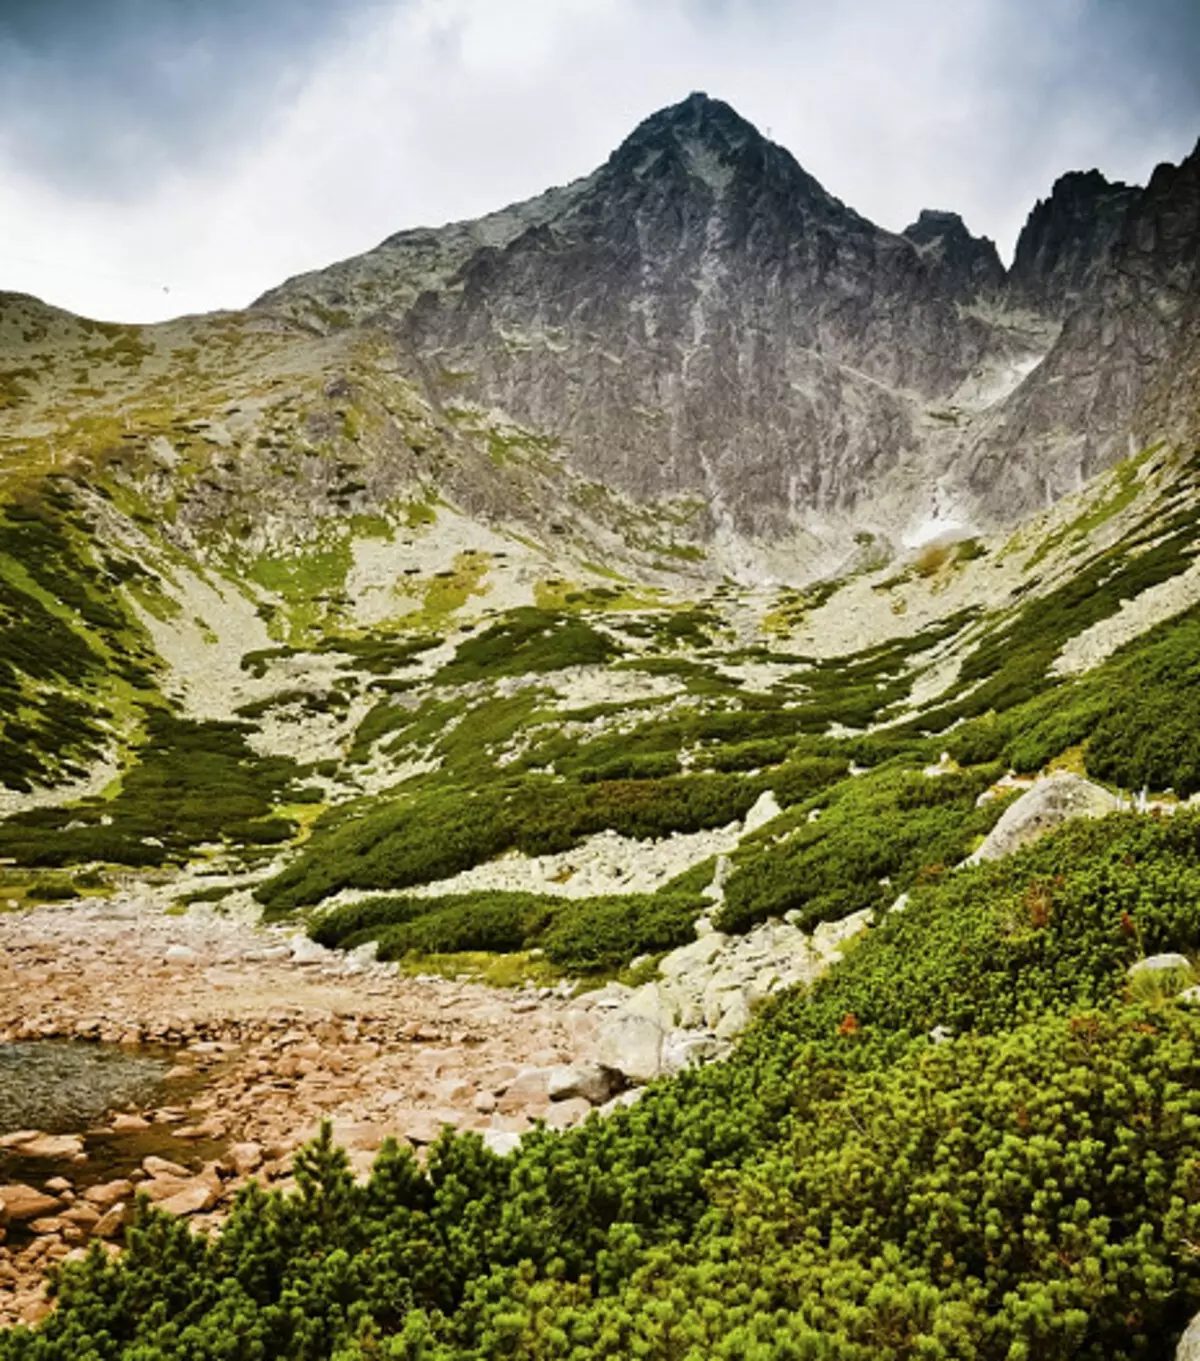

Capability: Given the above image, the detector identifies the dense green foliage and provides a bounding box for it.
[258,772,761,913]
[7,812,1200,1359]
[0,711,303,866]
[0,486,158,791]
[718,764,1007,932]
[310,875,711,973]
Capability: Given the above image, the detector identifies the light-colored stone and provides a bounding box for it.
[143,1155,191,1180]
[546,1063,623,1106]
[15,1134,84,1159]
[229,1142,264,1175]
[93,1202,131,1239]
[1177,1311,1200,1360]
[659,933,729,977]
[544,1097,592,1130]
[112,1113,151,1133]
[743,789,782,835]
[0,1185,61,1223]
[83,1179,133,1209]
[1128,953,1192,978]
[400,1109,458,1145]
[156,1181,217,1216]
[480,1130,522,1157]
[164,944,199,965]
[597,1012,664,1084]
[970,773,1118,863]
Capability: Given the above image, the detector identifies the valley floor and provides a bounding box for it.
[0,894,613,1327]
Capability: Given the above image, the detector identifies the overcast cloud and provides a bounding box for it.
[0,0,1197,322]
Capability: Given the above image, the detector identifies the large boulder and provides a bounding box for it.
[970,773,1117,863]
[597,1012,664,1084]
[1177,1312,1200,1360]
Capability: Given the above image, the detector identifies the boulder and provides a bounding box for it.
[228,1142,264,1176]
[660,1032,725,1075]
[546,1064,623,1106]
[1128,953,1192,977]
[480,1130,522,1157]
[743,789,782,835]
[156,1180,216,1216]
[970,773,1117,863]
[83,1179,133,1209]
[93,1202,131,1239]
[400,1109,458,1146]
[597,1012,664,1084]
[0,1185,61,1223]
[143,1155,190,1179]
[1178,1312,1200,1359]
[714,992,752,1041]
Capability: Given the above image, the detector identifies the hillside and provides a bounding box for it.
[1,93,1200,1358]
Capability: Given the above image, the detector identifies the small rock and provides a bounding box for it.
[17,1134,83,1160]
[228,1142,264,1176]
[480,1130,522,1157]
[83,1179,133,1209]
[472,1091,497,1115]
[143,1155,191,1179]
[544,1097,592,1130]
[112,1113,151,1133]
[93,1202,131,1239]
[157,1181,217,1216]
[164,945,199,965]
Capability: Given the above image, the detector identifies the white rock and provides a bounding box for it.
[714,993,752,1040]
[661,1032,725,1075]
[1177,1311,1200,1360]
[1128,953,1192,978]
[743,790,782,835]
[288,936,330,967]
[597,1013,664,1084]
[970,773,1117,863]
[546,1064,623,1106]
[660,933,729,977]
[164,945,198,965]
[480,1130,522,1157]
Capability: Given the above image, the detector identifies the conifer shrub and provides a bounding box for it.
[718,764,1006,933]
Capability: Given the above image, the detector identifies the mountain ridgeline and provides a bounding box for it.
[260,91,1200,560]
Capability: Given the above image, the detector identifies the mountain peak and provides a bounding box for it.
[608,92,770,182]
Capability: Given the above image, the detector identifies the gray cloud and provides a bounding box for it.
[0,0,364,193]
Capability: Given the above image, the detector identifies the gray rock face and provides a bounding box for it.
[1007,170,1141,317]
[258,96,1200,561]
[902,209,1006,300]
[970,773,1118,863]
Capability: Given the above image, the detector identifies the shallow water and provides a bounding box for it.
[0,1040,172,1135]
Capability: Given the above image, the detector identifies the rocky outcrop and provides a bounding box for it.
[1007,170,1140,316]
[902,210,1005,299]
[574,905,874,1085]
[1177,1312,1200,1360]
[970,773,1118,863]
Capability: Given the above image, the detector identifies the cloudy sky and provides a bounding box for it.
[1,0,1197,323]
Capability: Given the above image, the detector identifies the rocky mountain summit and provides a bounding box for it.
[259,93,1200,568]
